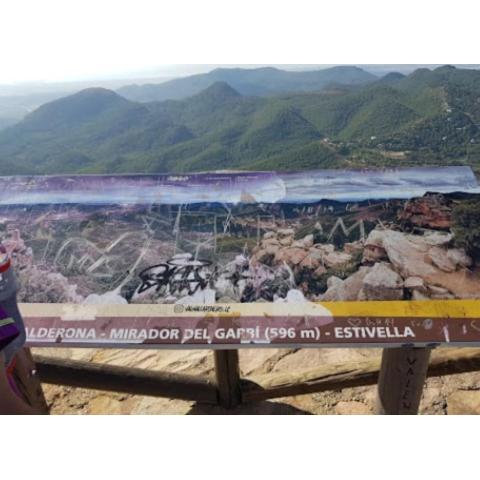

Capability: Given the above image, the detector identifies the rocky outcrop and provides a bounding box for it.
[216,256,295,303]
[399,195,452,229]
[18,267,84,303]
[252,225,480,302]
[252,231,356,294]
[365,229,437,278]
[362,228,478,299]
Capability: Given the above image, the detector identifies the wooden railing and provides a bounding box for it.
[17,346,480,414]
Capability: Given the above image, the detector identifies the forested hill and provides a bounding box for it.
[0,65,479,175]
[117,66,377,102]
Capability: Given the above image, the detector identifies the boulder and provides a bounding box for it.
[291,240,308,248]
[427,246,456,272]
[364,229,386,248]
[321,267,371,302]
[404,276,426,290]
[262,237,280,247]
[412,290,429,300]
[344,240,364,255]
[427,285,454,299]
[299,252,320,270]
[83,290,128,305]
[363,229,388,263]
[363,229,480,298]
[362,244,387,263]
[274,247,308,266]
[311,243,335,254]
[307,249,325,261]
[274,289,307,303]
[364,229,434,278]
[422,231,453,247]
[279,236,294,246]
[327,276,343,289]
[313,265,327,277]
[177,288,216,305]
[265,245,279,255]
[362,263,404,300]
[446,248,472,269]
[292,235,315,249]
[323,251,353,268]
[301,234,315,248]
[253,248,276,265]
[278,228,295,237]
[298,249,324,270]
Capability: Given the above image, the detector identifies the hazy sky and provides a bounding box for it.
[1,1,477,87]
[3,2,337,85]
[1,2,215,85]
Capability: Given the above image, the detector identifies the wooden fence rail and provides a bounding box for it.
[243,347,480,403]
[32,347,480,411]
[33,354,218,404]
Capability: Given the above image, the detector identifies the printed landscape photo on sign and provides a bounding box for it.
[1,166,480,348]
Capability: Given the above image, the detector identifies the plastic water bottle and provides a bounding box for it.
[0,244,26,365]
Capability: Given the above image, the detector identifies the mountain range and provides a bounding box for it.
[0,65,478,175]
[117,65,377,102]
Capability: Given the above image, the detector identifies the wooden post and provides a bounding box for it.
[214,350,241,409]
[13,348,49,414]
[375,346,431,415]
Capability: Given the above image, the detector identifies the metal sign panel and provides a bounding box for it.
[0,166,479,348]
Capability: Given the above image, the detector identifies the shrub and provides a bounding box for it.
[452,199,480,264]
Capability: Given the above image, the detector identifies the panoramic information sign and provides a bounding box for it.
[1,166,479,348]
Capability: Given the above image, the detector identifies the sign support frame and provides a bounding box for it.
[214,349,241,409]
[375,346,431,415]
[12,348,49,414]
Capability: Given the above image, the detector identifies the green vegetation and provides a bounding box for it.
[0,65,479,175]
[452,199,480,262]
